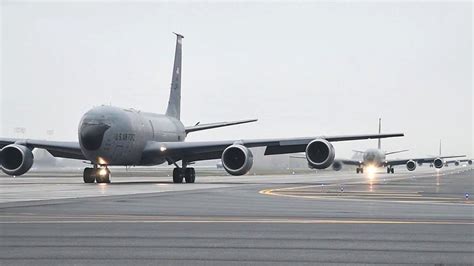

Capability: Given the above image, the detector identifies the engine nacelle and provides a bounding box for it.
[332,160,343,171]
[454,161,460,166]
[0,144,34,176]
[433,158,444,169]
[221,145,253,176]
[305,139,335,169]
[468,160,473,165]
[406,160,417,171]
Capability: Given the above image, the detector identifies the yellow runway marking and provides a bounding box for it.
[259,171,474,205]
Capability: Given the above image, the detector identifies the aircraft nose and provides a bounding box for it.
[80,122,110,151]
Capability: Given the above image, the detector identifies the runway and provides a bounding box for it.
[1,167,473,265]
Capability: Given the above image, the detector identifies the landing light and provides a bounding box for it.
[160,146,167,152]
[366,166,377,175]
[99,168,108,176]
[366,166,376,181]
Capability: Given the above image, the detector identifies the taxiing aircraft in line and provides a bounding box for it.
[291,119,468,173]
[430,140,472,168]
[0,33,404,184]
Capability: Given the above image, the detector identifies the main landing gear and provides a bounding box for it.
[386,167,394,174]
[356,167,364,174]
[172,161,196,183]
[83,166,111,183]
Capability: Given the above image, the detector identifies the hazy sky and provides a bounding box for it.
[1,1,472,158]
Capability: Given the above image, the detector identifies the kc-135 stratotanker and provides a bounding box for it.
[292,119,470,173]
[0,33,404,183]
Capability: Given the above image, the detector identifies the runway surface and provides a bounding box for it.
[1,167,473,265]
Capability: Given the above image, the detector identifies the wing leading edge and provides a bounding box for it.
[143,133,404,164]
[0,138,85,160]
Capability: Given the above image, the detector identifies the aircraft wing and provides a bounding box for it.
[0,138,85,160]
[443,158,472,164]
[386,155,466,166]
[142,133,404,163]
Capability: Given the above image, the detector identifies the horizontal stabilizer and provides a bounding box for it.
[185,119,257,134]
[385,149,409,155]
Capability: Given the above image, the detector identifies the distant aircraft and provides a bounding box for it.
[292,119,467,173]
[0,33,403,184]
[432,140,472,167]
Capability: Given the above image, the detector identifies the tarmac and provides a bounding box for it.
[1,166,473,265]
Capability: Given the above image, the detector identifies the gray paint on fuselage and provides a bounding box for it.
[78,105,186,166]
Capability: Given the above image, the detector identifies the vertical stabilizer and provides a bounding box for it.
[377,118,382,149]
[165,33,183,120]
[439,139,442,156]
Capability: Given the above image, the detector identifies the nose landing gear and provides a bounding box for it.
[386,167,394,174]
[83,166,111,183]
[356,167,364,174]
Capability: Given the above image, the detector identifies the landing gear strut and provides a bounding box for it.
[83,166,111,183]
[172,161,195,184]
[386,167,394,174]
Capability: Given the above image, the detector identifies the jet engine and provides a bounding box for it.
[468,160,473,165]
[406,160,416,171]
[332,160,343,171]
[305,139,335,169]
[433,158,444,169]
[454,161,460,166]
[0,144,34,176]
[221,144,253,176]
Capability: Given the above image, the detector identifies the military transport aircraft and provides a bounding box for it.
[293,119,467,174]
[431,140,472,168]
[0,33,404,184]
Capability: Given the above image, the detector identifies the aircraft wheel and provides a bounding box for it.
[173,168,183,183]
[360,168,364,174]
[387,167,390,174]
[390,167,394,174]
[83,168,95,183]
[356,168,360,174]
[185,168,196,183]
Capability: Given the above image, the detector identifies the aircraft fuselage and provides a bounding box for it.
[362,148,386,167]
[78,105,186,166]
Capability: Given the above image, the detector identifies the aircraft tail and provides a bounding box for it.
[165,33,183,120]
[377,118,382,149]
[439,139,442,156]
